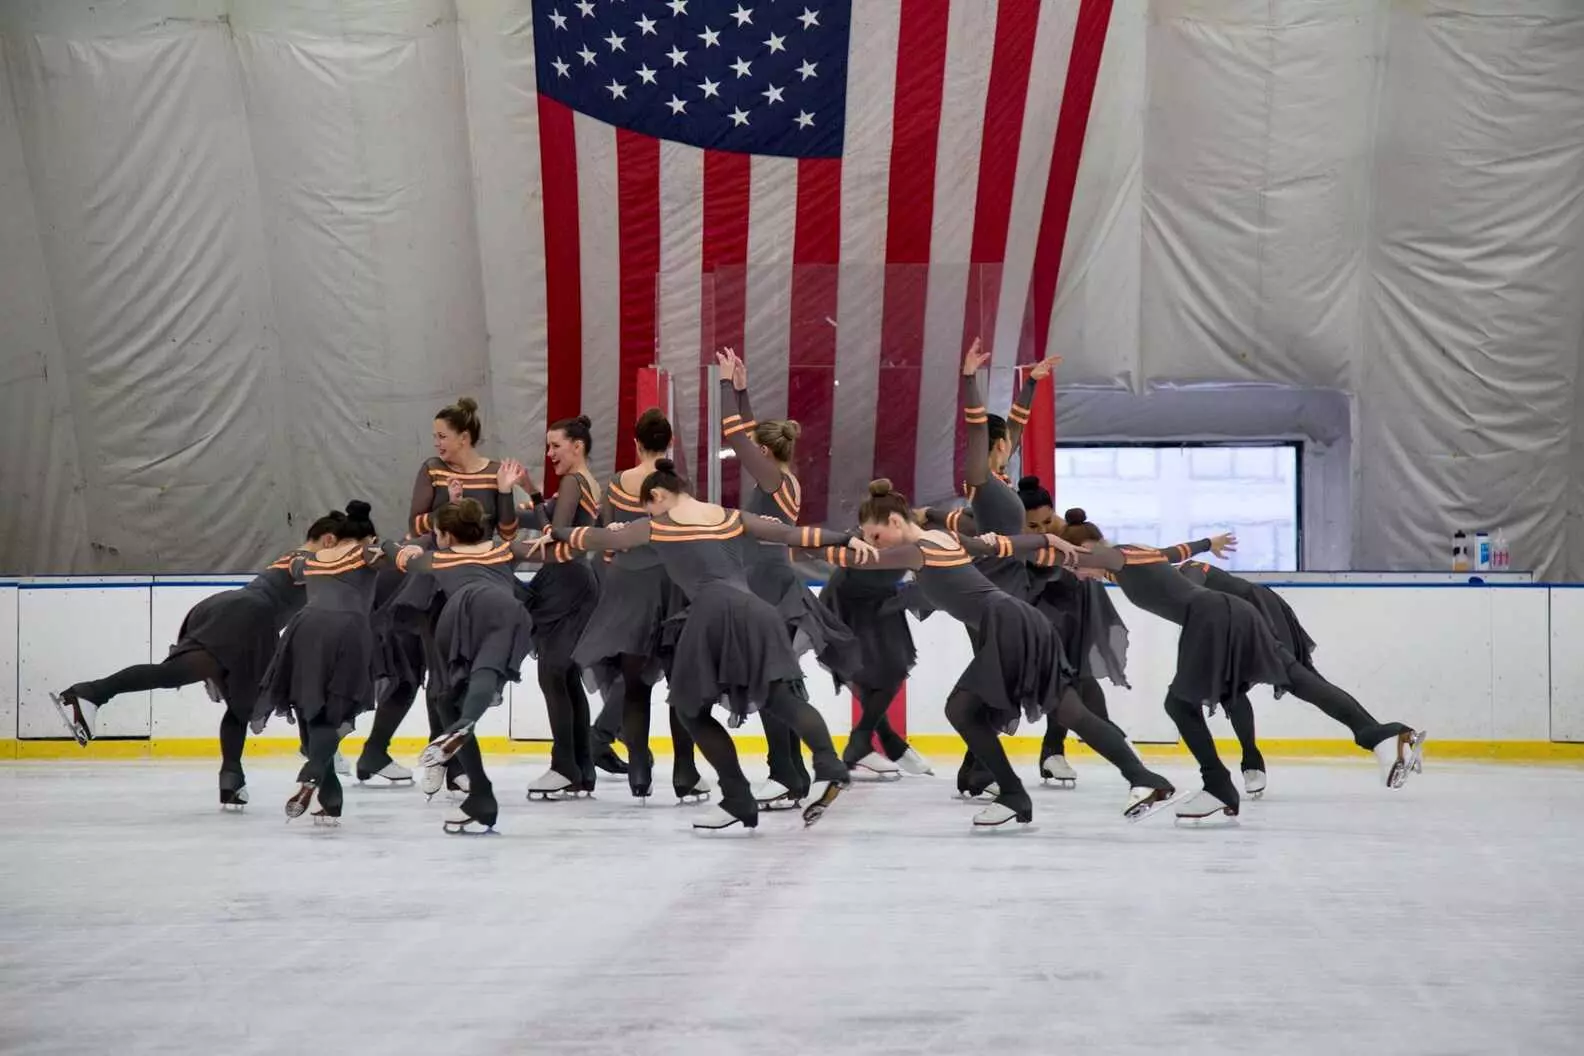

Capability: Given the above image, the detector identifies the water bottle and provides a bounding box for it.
[1474,531,1491,571]
[1452,530,1469,572]
[1492,528,1509,571]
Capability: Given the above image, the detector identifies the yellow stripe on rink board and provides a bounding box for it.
[4,736,1584,764]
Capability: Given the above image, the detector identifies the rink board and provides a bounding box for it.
[4,577,1584,758]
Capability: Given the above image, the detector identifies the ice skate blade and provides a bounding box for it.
[310,813,341,828]
[1174,810,1239,827]
[48,692,91,747]
[1124,788,1179,822]
[220,803,246,813]
[971,820,1038,834]
[757,796,804,811]
[1040,777,1076,789]
[443,819,497,835]
[675,790,712,805]
[357,775,415,787]
[849,769,904,783]
[692,821,756,837]
[1402,730,1428,785]
[801,783,846,827]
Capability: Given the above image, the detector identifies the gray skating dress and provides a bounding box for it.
[258,546,384,728]
[1179,560,1315,671]
[814,532,1075,733]
[167,549,310,721]
[394,542,535,690]
[522,472,601,662]
[817,568,922,693]
[960,372,1039,602]
[550,511,853,723]
[571,477,688,696]
[1078,542,1292,706]
[720,380,863,683]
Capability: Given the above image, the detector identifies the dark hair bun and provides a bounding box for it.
[346,500,372,520]
[456,396,479,414]
[574,414,592,429]
[1018,476,1042,492]
[1064,507,1087,526]
[654,458,677,475]
[868,478,894,498]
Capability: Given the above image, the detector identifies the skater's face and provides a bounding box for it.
[433,418,472,463]
[989,436,1011,471]
[1024,504,1063,535]
[860,512,908,549]
[434,529,456,550]
[643,487,680,516]
[310,533,338,551]
[545,428,586,475]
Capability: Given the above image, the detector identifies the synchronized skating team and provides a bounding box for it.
[48,341,1427,835]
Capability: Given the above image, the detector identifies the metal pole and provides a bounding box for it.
[706,363,721,504]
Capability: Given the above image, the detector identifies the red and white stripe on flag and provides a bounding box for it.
[529,0,1115,516]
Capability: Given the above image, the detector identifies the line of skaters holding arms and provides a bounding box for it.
[50,341,1425,835]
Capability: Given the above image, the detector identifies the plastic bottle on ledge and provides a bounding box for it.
[1474,530,1491,571]
[1452,530,1469,573]
[1492,528,1510,571]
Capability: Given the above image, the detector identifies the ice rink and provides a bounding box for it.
[2,754,1581,1056]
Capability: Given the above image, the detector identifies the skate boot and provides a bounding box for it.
[692,805,757,835]
[1174,789,1240,825]
[49,689,98,746]
[418,727,472,770]
[801,780,849,828]
[358,760,414,786]
[592,728,629,775]
[1243,769,1268,799]
[219,771,248,811]
[443,805,497,835]
[896,747,934,776]
[753,779,804,811]
[1124,783,1178,821]
[675,778,713,805]
[955,782,999,803]
[1040,754,1077,788]
[526,769,578,801]
[419,764,446,800]
[285,781,318,820]
[972,798,1035,832]
[1374,729,1427,789]
[446,770,472,800]
[849,752,902,781]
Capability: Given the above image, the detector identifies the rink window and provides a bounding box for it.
[1051,442,1301,572]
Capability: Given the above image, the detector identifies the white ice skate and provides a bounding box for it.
[49,691,97,746]
[955,782,1000,803]
[1374,729,1427,789]
[1123,785,1178,821]
[526,769,577,801]
[443,807,495,836]
[285,782,339,825]
[971,802,1035,832]
[419,764,446,799]
[850,752,903,781]
[219,785,249,811]
[358,761,414,787]
[675,778,713,805]
[896,748,935,776]
[450,773,472,798]
[1173,789,1239,825]
[753,779,804,810]
[333,751,350,776]
[691,806,755,835]
[1040,755,1077,788]
[1243,769,1268,799]
[418,727,472,770]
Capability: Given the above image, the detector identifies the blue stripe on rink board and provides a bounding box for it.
[17,580,251,590]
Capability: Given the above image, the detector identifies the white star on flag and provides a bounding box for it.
[762,83,785,104]
[765,33,786,54]
[699,77,720,99]
[798,8,819,30]
[606,79,626,99]
[635,14,657,36]
[552,57,571,77]
[549,9,568,30]
[666,94,687,115]
[575,0,594,17]
[665,0,687,14]
[604,31,625,52]
[730,6,753,27]
[729,107,751,126]
[577,46,598,66]
[698,26,720,47]
[730,57,752,78]
[666,45,688,66]
[636,64,657,85]
[796,59,817,80]
[794,109,815,128]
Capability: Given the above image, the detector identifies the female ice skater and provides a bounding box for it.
[1066,527,1426,821]
[520,415,604,800]
[572,408,710,803]
[715,348,864,808]
[50,511,349,808]
[528,459,862,833]
[386,490,535,834]
[258,502,386,824]
[359,396,522,790]
[813,480,1177,831]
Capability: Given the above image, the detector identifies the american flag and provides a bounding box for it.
[518,0,1114,521]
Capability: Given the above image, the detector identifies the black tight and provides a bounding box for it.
[1284,662,1408,750]
[539,655,593,789]
[1164,692,1239,805]
[945,691,1029,813]
[296,717,347,816]
[617,655,701,796]
[1222,693,1264,772]
[763,711,810,795]
[1040,677,1117,759]
[436,677,499,826]
[845,681,910,764]
[73,648,223,704]
[219,710,248,781]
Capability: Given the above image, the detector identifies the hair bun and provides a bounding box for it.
[346,500,372,520]
[1064,507,1087,526]
[868,478,893,498]
[654,458,677,474]
[781,419,802,442]
[1018,475,1042,492]
[574,414,592,429]
[456,396,479,414]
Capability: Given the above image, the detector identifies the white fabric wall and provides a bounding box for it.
[3,0,1584,576]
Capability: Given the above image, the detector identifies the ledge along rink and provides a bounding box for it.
[2,752,1582,1056]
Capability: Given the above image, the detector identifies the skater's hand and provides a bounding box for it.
[496,458,524,492]
[975,532,1004,549]
[522,531,553,558]
[961,337,989,376]
[396,544,424,570]
[846,536,879,563]
[1210,532,1238,557]
[447,478,465,504]
[1045,533,1084,557]
[1029,354,1061,381]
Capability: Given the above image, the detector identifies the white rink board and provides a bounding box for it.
[4,576,1577,744]
[0,584,16,740]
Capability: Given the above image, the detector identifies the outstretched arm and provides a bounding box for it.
[808,543,925,573]
[548,520,655,553]
[740,513,852,550]
[961,532,1076,569]
[920,505,977,535]
[716,349,784,495]
[1004,356,1056,455]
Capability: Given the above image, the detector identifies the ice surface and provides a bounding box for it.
[2,755,1582,1056]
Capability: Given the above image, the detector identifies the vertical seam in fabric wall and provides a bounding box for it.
[872,0,951,500]
[537,96,583,497]
[788,157,842,525]
[615,130,660,472]
[701,150,752,508]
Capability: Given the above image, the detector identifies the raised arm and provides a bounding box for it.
[1004,356,1056,454]
[961,338,992,489]
[549,520,654,553]
[740,512,852,549]
[716,349,785,495]
[494,459,522,542]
